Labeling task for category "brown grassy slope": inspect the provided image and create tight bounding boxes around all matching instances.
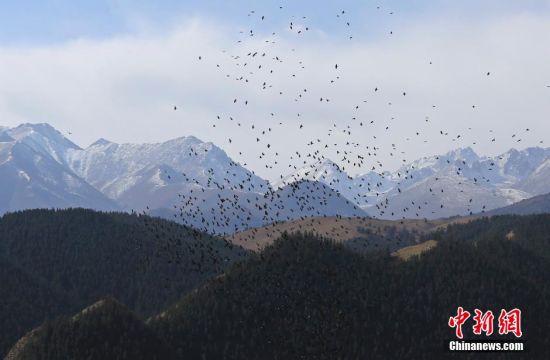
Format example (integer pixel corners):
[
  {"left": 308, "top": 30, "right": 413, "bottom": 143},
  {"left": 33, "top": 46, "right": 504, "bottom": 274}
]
[
  {"left": 226, "top": 215, "right": 478, "bottom": 252},
  {"left": 392, "top": 240, "right": 438, "bottom": 261}
]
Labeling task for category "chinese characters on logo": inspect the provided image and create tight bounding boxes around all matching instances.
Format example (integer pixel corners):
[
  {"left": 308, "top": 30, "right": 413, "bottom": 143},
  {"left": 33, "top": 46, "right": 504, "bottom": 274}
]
[{"left": 449, "top": 308, "right": 522, "bottom": 339}]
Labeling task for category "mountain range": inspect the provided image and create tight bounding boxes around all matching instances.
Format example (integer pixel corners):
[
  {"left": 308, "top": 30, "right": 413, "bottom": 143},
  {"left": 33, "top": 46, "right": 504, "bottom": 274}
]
[
  {"left": 1, "top": 123, "right": 548, "bottom": 233},
  {"left": 0, "top": 208, "right": 249, "bottom": 356},
  {"left": 278, "top": 146, "right": 550, "bottom": 219},
  {"left": 4, "top": 212, "right": 550, "bottom": 359}
]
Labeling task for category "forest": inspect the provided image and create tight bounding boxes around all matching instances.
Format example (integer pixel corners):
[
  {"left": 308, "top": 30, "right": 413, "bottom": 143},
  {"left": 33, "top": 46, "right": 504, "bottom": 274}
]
[
  {"left": 2, "top": 210, "right": 549, "bottom": 359},
  {"left": 0, "top": 209, "right": 248, "bottom": 356}
]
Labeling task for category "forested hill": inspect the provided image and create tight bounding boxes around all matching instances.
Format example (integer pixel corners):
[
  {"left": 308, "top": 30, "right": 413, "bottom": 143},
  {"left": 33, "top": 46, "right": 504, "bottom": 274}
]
[
  {"left": 0, "top": 208, "right": 249, "bottom": 357},
  {"left": 6, "top": 298, "right": 175, "bottom": 360},
  {"left": 148, "top": 215, "right": 550, "bottom": 359},
  {"left": 4, "top": 213, "right": 550, "bottom": 359}
]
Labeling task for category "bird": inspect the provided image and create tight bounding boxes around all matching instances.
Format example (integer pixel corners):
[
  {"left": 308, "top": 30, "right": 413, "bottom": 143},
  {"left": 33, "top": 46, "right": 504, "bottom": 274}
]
[{"left": 125, "top": 1, "right": 546, "bottom": 269}]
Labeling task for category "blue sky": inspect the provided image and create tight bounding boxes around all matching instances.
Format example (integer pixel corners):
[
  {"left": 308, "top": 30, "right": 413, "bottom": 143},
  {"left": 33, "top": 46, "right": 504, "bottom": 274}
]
[{"left": 2, "top": 0, "right": 549, "bottom": 45}]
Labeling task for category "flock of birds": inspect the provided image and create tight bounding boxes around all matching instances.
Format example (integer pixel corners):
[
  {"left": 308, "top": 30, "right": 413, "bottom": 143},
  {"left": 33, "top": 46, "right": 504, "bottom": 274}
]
[{"left": 136, "top": 4, "right": 548, "bottom": 274}]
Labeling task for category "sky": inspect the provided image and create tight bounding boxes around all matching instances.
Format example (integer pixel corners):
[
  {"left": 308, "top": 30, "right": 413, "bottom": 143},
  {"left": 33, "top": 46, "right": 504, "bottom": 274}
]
[{"left": 0, "top": 0, "right": 549, "bottom": 181}]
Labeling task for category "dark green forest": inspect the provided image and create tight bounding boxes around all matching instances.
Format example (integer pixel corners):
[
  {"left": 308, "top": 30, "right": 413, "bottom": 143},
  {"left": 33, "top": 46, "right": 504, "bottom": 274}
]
[
  {"left": 2, "top": 211, "right": 550, "bottom": 359},
  {"left": 150, "top": 216, "right": 550, "bottom": 360},
  {"left": 0, "top": 209, "right": 248, "bottom": 357},
  {"left": 8, "top": 298, "right": 175, "bottom": 360}
]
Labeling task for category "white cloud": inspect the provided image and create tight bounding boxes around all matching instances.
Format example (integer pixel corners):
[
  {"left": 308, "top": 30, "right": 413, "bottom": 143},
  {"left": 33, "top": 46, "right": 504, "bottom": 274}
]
[{"left": 0, "top": 11, "right": 549, "bottom": 181}]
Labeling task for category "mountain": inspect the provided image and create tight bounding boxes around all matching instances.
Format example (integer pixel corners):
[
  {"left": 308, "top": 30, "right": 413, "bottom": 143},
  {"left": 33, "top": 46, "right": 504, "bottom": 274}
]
[
  {"left": 226, "top": 215, "right": 460, "bottom": 252},
  {"left": 1, "top": 123, "right": 549, "bottom": 229},
  {"left": 490, "top": 147, "right": 550, "bottom": 184},
  {"left": 43, "top": 124, "right": 367, "bottom": 233},
  {"left": 0, "top": 256, "right": 73, "bottom": 357},
  {"left": 275, "top": 159, "right": 393, "bottom": 208},
  {"left": 488, "top": 192, "right": 550, "bottom": 215},
  {"left": 515, "top": 158, "right": 550, "bottom": 196},
  {"left": 149, "top": 215, "right": 550, "bottom": 359},
  {"left": 0, "top": 208, "right": 249, "bottom": 357},
  {"left": 276, "top": 159, "right": 357, "bottom": 196},
  {"left": 65, "top": 136, "right": 269, "bottom": 209},
  {"left": 0, "top": 124, "right": 118, "bottom": 214},
  {"left": 267, "top": 180, "right": 366, "bottom": 220},
  {"left": 0, "top": 124, "right": 364, "bottom": 234},
  {"left": 5, "top": 123, "right": 80, "bottom": 164},
  {"left": 6, "top": 298, "right": 175, "bottom": 360},
  {"left": 5, "top": 215, "right": 550, "bottom": 359},
  {"left": 157, "top": 180, "right": 368, "bottom": 235},
  {"left": 280, "top": 146, "right": 550, "bottom": 219},
  {"left": 372, "top": 167, "right": 530, "bottom": 219},
  {"left": 64, "top": 136, "right": 370, "bottom": 234}
]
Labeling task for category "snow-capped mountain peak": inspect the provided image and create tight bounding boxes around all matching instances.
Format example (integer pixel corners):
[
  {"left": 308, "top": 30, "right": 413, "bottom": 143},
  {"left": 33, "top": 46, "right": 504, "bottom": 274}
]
[
  {"left": 65, "top": 133, "right": 269, "bottom": 204},
  {"left": 89, "top": 138, "right": 114, "bottom": 147},
  {"left": 7, "top": 123, "right": 81, "bottom": 165},
  {"left": 0, "top": 122, "right": 548, "bottom": 231},
  {"left": 280, "top": 145, "right": 549, "bottom": 219},
  {"left": 276, "top": 158, "right": 351, "bottom": 188},
  {"left": 0, "top": 126, "right": 117, "bottom": 214}
]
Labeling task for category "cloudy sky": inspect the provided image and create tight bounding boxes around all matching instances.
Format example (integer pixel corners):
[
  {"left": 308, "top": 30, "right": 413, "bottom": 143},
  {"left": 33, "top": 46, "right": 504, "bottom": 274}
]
[{"left": 1, "top": 0, "right": 549, "bottom": 180}]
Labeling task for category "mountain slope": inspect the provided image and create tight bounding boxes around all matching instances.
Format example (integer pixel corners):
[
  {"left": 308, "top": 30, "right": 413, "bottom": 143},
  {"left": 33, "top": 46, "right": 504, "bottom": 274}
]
[
  {"left": 156, "top": 179, "right": 367, "bottom": 235},
  {"left": 226, "top": 215, "right": 469, "bottom": 252},
  {"left": 266, "top": 180, "right": 367, "bottom": 220},
  {"left": 488, "top": 192, "right": 550, "bottom": 215},
  {"left": 1, "top": 123, "right": 548, "bottom": 226},
  {"left": 515, "top": 158, "right": 550, "bottom": 196},
  {"left": 0, "top": 208, "right": 249, "bottom": 357},
  {"left": 150, "top": 216, "right": 550, "bottom": 359},
  {"left": 0, "top": 209, "right": 248, "bottom": 314},
  {"left": 6, "top": 298, "right": 175, "bottom": 360},
  {"left": 279, "top": 146, "right": 549, "bottom": 219},
  {"left": 6, "top": 123, "right": 81, "bottom": 165},
  {"left": 0, "top": 140, "right": 117, "bottom": 214},
  {"left": 65, "top": 136, "right": 269, "bottom": 208},
  {"left": 372, "top": 167, "right": 530, "bottom": 219},
  {"left": 0, "top": 257, "right": 73, "bottom": 358},
  {"left": 5, "top": 215, "right": 550, "bottom": 359}
]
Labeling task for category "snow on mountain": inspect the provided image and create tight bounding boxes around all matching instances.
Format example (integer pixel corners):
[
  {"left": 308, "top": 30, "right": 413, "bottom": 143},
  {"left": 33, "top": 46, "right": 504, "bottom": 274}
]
[
  {"left": 0, "top": 123, "right": 365, "bottom": 234},
  {"left": 65, "top": 136, "right": 269, "bottom": 205},
  {"left": 1, "top": 122, "right": 548, "bottom": 228},
  {"left": 0, "top": 127, "right": 13, "bottom": 142},
  {"left": 275, "top": 159, "right": 398, "bottom": 209},
  {"left": 389, "top": 147, "right": 481, "bottom": 190},
  {"left": 352, "top": 171, "right": 398, "bottom": 208},
  {"left": 279, "top": 146, "right": 549, "bottom": 219},
  {"left": 493, "top": 147, "right": 550, "bottom": 182},
  {"left": 0, "top": 139, "right": 117, "bottom": 214},
  {"left": 370, "top": 167, "right": 531, "bottom": 220},
  {"left": 7, "top": 123, "right": 81, "bottom": 165},
  {"left": 515, "top": 158, "right": 550, "bottom": 196},
  {"left": 275, "top": 159, "right": 359, "bottom": 199}
]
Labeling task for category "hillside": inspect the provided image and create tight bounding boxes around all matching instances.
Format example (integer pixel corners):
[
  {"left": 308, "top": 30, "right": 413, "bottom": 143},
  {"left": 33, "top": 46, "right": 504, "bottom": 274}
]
[
  {"left": 226, "top": 215, "right": 473, "bottom": 252},
  {"left": 150, "top": 215, "right": 550, "bottom": 359},
  {"left": 5, "top": 214, "right": 550, "bottom": 359},
  {"left": 280, "top": 147, "right": 550, "bottom": 219},
  {"left": 0, "top": 209, "right": 249, "bottom": 357},
  {"left": 0, "top": 257, "right": 73, "bottom": 357},
  {"left": 391, "top": 239, "right": 438, "bottom": 260},
  {"left": 6, "top": 298, "right": 175, "bottom": 360},
  {"left": 155, "top": 179, "right": 367, "bottom": 236},
  {"left": 488, "top": 192, "right": 550, "bottom": 215}
]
